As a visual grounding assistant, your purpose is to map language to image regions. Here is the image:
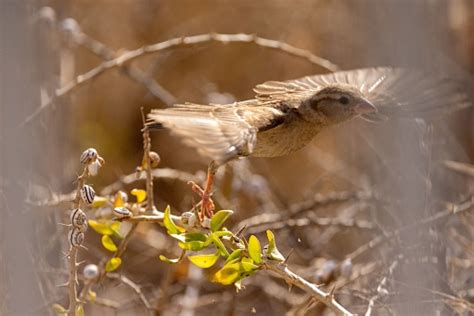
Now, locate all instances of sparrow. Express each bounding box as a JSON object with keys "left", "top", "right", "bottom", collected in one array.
[{"left": 147, "top": 67, "right": 469, "bottom": 219}]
